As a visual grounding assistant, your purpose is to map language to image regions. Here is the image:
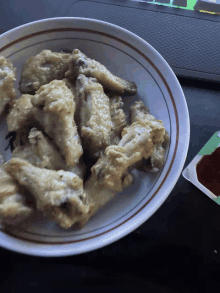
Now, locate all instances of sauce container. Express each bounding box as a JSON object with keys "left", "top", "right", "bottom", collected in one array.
[{"left": 182, "top": 131, "right": 220, "bottom": 205}]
